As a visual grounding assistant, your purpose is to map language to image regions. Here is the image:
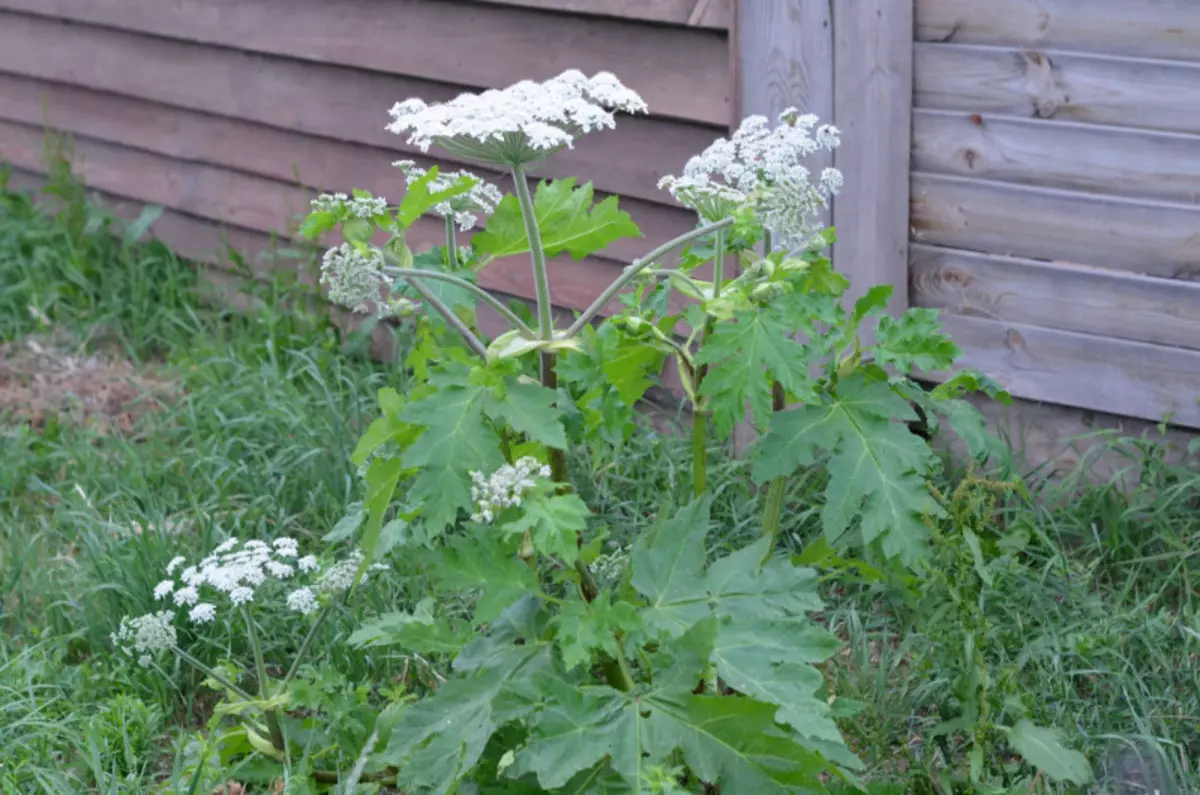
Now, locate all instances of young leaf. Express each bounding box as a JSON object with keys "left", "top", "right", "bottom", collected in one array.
[
  {"left": 694, "top": 304, "right": 822, "bottom": 437},
  {"left": 549, "top": 594, "right": 644, "bottom": 671},
  {"left": 401, "top": 383, "right": 505, "bottom": 537},
  {"left": 500, "top": 492, "right": 590, "bottom": 565},
  {"left": 753, "top": 374, "right": 942, "bottom": 564},
  {"left": 872, "top": 308, "right": 961, "bottom": 375},
  {"left": 484, "top": 380, "right": 567, "bottom": 450},
  {"left": 1007, "top": 720, "right": 1093, "bottom": 786},
  {"left": 395, "top": 166, "right": 477, "bottom": 229},
  {"left": 472, "top": 178, "right": 642, "bottom": 261}
]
